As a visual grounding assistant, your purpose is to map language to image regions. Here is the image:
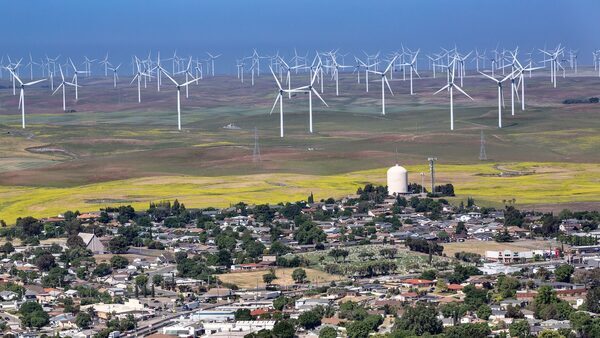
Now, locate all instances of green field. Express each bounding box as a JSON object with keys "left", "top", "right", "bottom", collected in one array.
[{"left": 0, "top": 71, "right": 599, "bottom": 222}]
